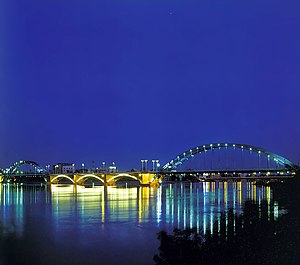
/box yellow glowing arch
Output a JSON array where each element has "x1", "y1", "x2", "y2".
[
  {"x1": 51, "y1": 175, "x2": 75, "y2": 183},
  {"x1": 107, "y1": 174, "x2": 138, "y2": 183},
  {"x1": 76, "y1": 174, "x2": 105, "y2": 184}
]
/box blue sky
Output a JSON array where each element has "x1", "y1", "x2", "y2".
[{"x1": 1, "y1": 0, "x2": 300, "y2": 169}]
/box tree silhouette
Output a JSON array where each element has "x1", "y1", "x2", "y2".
[{"x1": 154, "y1": 193, "x2": 300, "y2": 265}]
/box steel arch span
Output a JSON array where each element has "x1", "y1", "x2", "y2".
[
  {"x1": 4, "y1": 160, "x2": 47, "y2": 175},
  {"x1": 162, "y1": 143, "x2": 297, "y2": 171}
]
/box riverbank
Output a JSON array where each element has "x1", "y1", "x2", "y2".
[{"x1": 154, "y1": 172, "x2": 300, "y2": 265}]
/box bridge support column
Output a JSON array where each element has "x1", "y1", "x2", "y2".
[
  {"x1": 149, "y1": 173, "x2": 162, "y2": 187},
  {"x1": 140, "y1": 173, "x2": 156, "y2": 186},
  {"x1": 105, "y1": 174, "x2": 117, "y2": 186},
  {"x1": 103, "y1": 174, "x2": 108, "y2": 186},
  {"x1": 73, "y1": 174, "x2": 80, "y2": 185}
]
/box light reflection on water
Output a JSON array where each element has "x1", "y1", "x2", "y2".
[{"x1": 0, "y1": 182, "x2": 276, "y2": 265}]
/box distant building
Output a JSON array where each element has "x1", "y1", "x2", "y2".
[
  {"x1": 53, "y1": 163, "x2": 75, "y2": 174},
  {"x1": 108, "y1": 162, "x2": 117, "y2": 173}
]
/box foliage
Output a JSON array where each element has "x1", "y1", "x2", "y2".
[{"x1": 154, "y1": 195, "x2": 300, "y2": 265}]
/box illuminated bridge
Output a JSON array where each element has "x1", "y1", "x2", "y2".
[
  {"x1": 0, "y1": 160, "x2": 48, "y2": 183},
  {"x1": 150, "y1": 143, "x2": 298, "y2": 185},
  {"x1": 0, "y1": 143, "x2": 298, "y2": 186}
]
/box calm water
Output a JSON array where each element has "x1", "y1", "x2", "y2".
[{"x1": 0, "y1": 182, "x2": 277, "y2": 265}]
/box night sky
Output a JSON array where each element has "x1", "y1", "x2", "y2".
[{"x1": 1, "y1": 0, "x2": 300, "y2": 169}]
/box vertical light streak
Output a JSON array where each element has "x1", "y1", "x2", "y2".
[
  {"x1": 203, "y1": 182, "x2": 207, "y2": 233},
  {"x1": 190, "y1": 183, "x2": 193, "y2": 228},
  {"x1": 171, "y1": 185, "x2": 174, "y2": 225},
  {"x1": 218, "y1": 182, "x2": 221, "y2": 206},
  {"x1": 7, "y1": 184, "x2": 10, "y2": 205},
  {"x1": 253, "y1": 184, "x2": 257, "y2": 201},
  {"x1": 246, "y1": 182, "x2": 251, "y2": 200},
  {"x1": 233, "y1": 182, "x2": 236, "y2": 212},
  {"x1": 183, "y1": 184, "x2": 187, "y2": 229},
  {"x1": 224, "y1": 181, "x2": 228, "y2": 210},
  {"x1": 166, "y1": 186, "x2": 170, "y2": 224},
  {"x1": 101, "y1": 186, "x2": 105, "y2": 222},
  {"x1": 142, "y1": 187, "x2": 150, "y2": 220},
  {"x1": 177, "y1": 185, "x2": 181, "y2": 227},
  {"x1": 258, "y1": 189, "x2": 261, "y2": 219},
  {"x1": 217, "y1": 183, "x2": 221, "y2": 234},
  {"x1": 266, "y1": 186, "x2": 271, "y2": 220},
  {"x1": 238, "y1": 182, "x2": 242, "y2": 206},
  {"x1": 196, "y1": 186, "x2": 200, "y2": 232},
  {"x1": 274, "y1": 201, "x2": 279, "y2": 220},
  {"x1": 138, "y1": 187, "x2": 142, "y2": 222},
  {"x1": 156, "y1": 185, "x2": 162, "y2": 224},
  {"x1": 210, "y1": 205, "x2": 214, "y2": 235}
]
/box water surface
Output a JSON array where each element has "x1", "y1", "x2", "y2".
[{"x1": 0, "y1": 182, "x2": 276, "y2": 265}]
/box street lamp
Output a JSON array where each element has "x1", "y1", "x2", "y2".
[
  {"x1": 102, "y1": 161, "x2": 106, "y2": 172},
  {"x1": 152, "y1": 159, "x2": 160, "y2": 171},
  {"x1": 82, "y1": 163, "x2": 85, "y2": 173},
  {"x1": 141, "y1": 160, "x2": 145, "y2": 171},
  {"x1": 156, "y1": 160, "x2": 160, "y2": 171}
]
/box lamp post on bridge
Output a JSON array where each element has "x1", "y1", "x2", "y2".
[
  {"x1": 141, "y1": 160, "x2": 145, "y2": 171},
  {"x1": 152, "y1": 160, "x2": 160, "y2": 171},
  {"x1": 156, "y1": 160, "x2": 160, "y2": 171},
  {"x1": 82, "y1": 163, "x2": 85, "y2": 173},
  {"x1": 233, "y1": 144, "x2": 236, "y2": 169},
  {"x1": 102, "y1": 161, "x2": 106, "y2": 172},
  {"x1": 210, "y1": 144, "x2": 213, "y2": 170},
  {"x1": 241, "y1": 145, "x2": 244, "y2": 170}
]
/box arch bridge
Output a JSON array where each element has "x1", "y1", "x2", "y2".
[
  {"x1": 1, "y1": 143, "x2": 297, "y2": 186},
  {"x1": 49, "y1": 172, "x2": 155, "y2": 186},
  {"x1": 2, "y1": 160, "x2": 48, "y2": 183},
  {"x1": 162, "y1": 143, "x2": 296, "y2": 171},
  {"x1": 4, "y1": 160, "x2": 47, "y2": 174},
  {"x1": 150, "y1": 143, "x2": 298, "y2": 185}
]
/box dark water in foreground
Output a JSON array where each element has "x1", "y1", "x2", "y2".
[{"x1": 0, "y1": 182, "x2": 277, "y2": 265}]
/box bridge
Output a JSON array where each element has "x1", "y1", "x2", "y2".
[
  {"x1": 0, "y1": 143, "x2": 298, "y2": 186},
  {"x1": 0, "y1": 160, "x2": 49, "y2": 184},
  {"x1": 49, "y1": 172, "x2": 156, "y2": 186}
]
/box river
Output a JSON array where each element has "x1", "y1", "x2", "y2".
[{"x1": 0, "y1": 181, "x2": 277, "y2": 265}]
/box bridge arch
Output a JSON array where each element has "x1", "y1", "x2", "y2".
[
  {"x1": 76, "y1": 174, "x2": 105, "y2": 184},
  {"x1": 150, "y1": 143, "x2": 299, "y2": 183},
  {"x1": 5, "y1": 160, "x2": 46, "y2": 175},
  {"x1": 162, "y1": 143, "x2": 296, "y2": 171},
  {"x1": 51, "y1": 175, "x2": 75, "y2": 184},
  {"x1": 107, "y1": 174, "x2": 139, "y2": 183}
]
